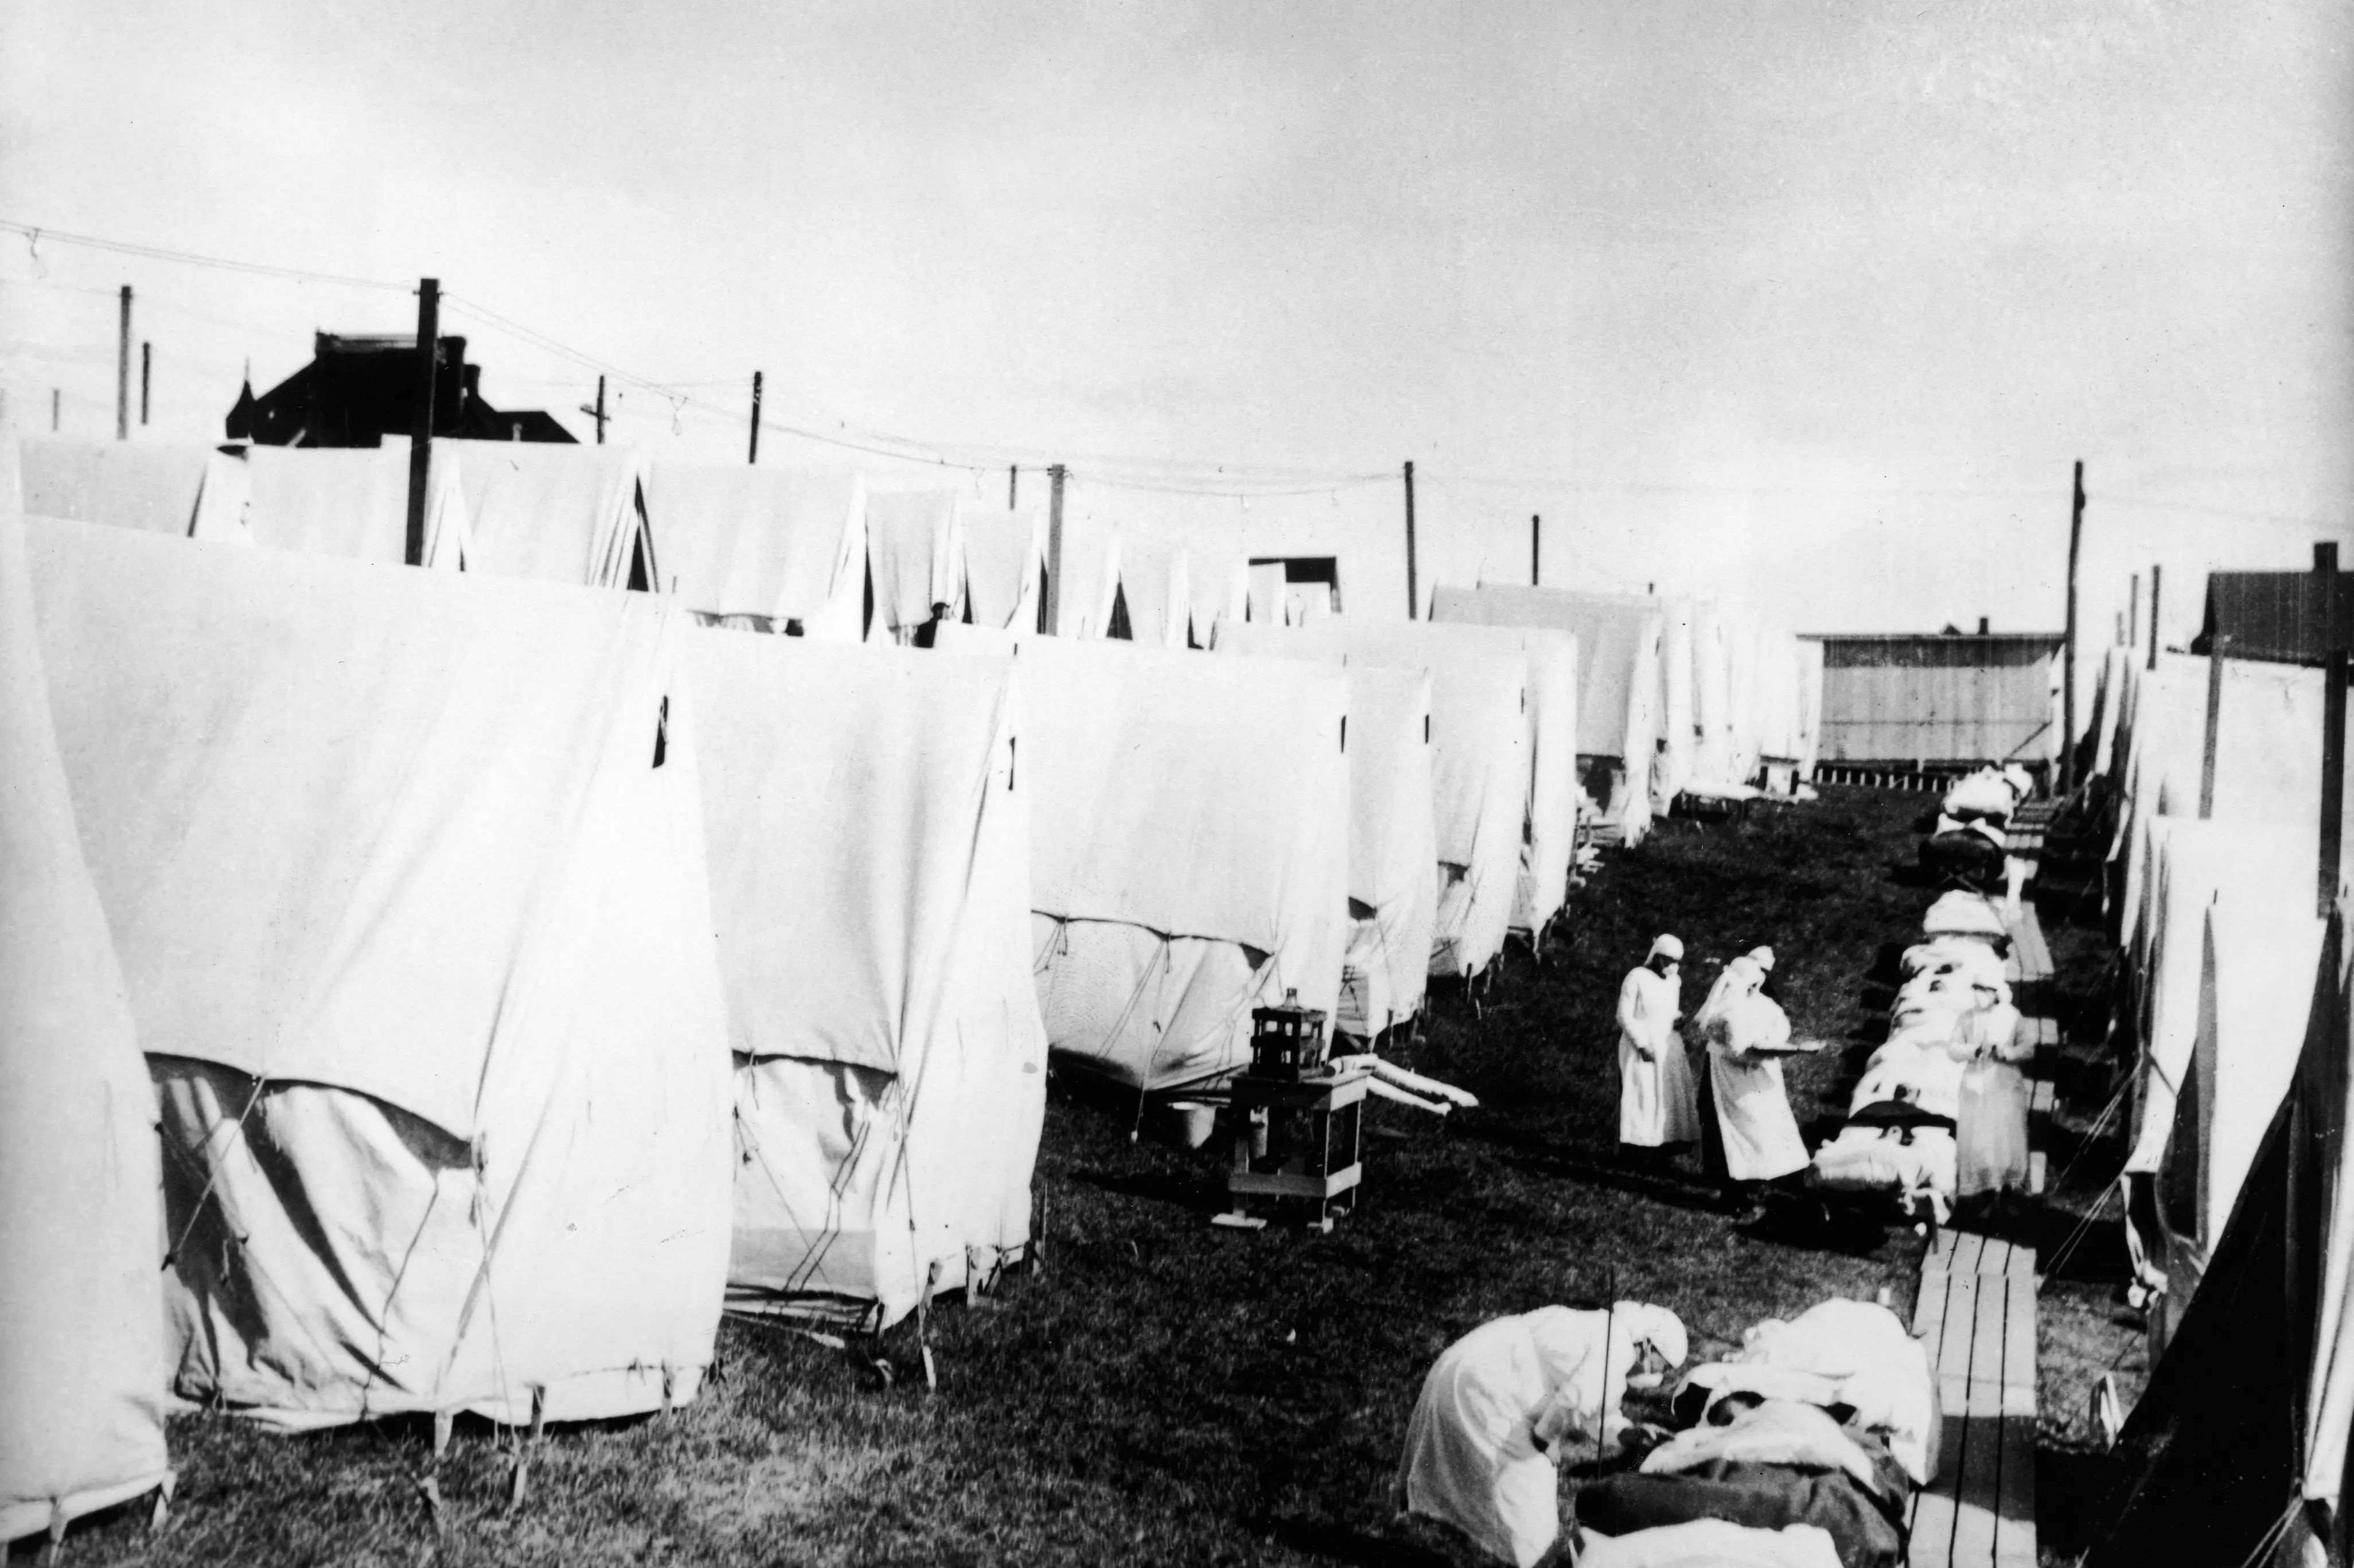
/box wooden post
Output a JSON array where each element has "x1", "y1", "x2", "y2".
[
  {"x1": 404, "y1": 278, "x2": 439, "y2": 569},
  {"x1": 2199, "y1": 633, "x2": 2226, "y2": 819},
  {"x1": 2321, "y1": 543, "x2": 2345, "y2": 917},
  {"x1": 1008, "y1": 465, "x2": 1019, "y2": 509},
  {"x1": 2148, "y1": 563, "x2": 2161, "y2": 671},
  {"x1": 1045, "y1": 463, "x2": 1067, "y2": 635},
  {"x1": 1402, "y1": 461, "x2": 1418, "y2": 619},
  {"x1": 50, "y1": 388, "x2": 59, "y2": 432},
  {"x1": 115, "y1": 285, "x2": 131, "y2": 440},
  {"x1": 140, "y1": 342, "x2": 151, "y2": 426},
  {"x1": 747, "y1": 371, "x2": 763, "y2": 465},
  {"x1": 2062, "y1": 460, "x2": 2085, "y2": 791},
  {"x1": 2129, "y1": 573, "x2": 2139, "y2": 649},
  {"x1": 579, "y1": 375, "x2": 606, "y2": 444},
  {"x1": 1531, "y1": 513, "x2": 1541, "y2": 586}
]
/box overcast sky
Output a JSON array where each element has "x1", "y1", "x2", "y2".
[{"x1": 4, "y1": 0, "x2": 2348, "y2": 642}]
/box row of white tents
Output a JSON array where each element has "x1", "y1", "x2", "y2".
[
  {"x1": 3, "y1": 433, "x2": 1823, "y2": 1547},
  {"x1": 2074, "y1": 641, "x2": 2354, "y2": 1563}
]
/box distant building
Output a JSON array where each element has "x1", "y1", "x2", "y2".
[
  {"x1": 2193, "y1": 568, "x2": 2348, "y2": 666},
  {"x1": 1805, "y1": 624, "x2": 2064, "y2": 767},
  {"x1": 226, "y1": 333, "x2": 575, "y2": 447}
]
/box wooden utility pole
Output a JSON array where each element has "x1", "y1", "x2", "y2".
[
  {"x1": 2061, "y1": 461, "x2": 2085, "y2": 791},
  {"x1": 115, "y1": 285, "x2": 131, "y2": 440},
  {"x1": 1402, "y1": 461, "x2": 1418, "y2": 619},
  {"x1": 404, "y1": 278, "x2": 439, "y2": 568},
  {"x1": 1008, "y1": 465, "x2": 1019, "y2": 509},
  {"x1": 2321, "y1": 542, "x2": 2346, "y2": 916},
  {"x1": 1045, "y1": 464, "x2": 1067, "y2": 634},
  {"x1": 579, "y1": 376, "x2": 607, "y2": 444},
  {"x1": 2199, "y1": 633, "x2": 2227, "y2": 819},
  {"x1": 140, "y1": 342, "x2": 151, "y2": 426},
  {"x1": 2148, "y1": 563, "x2": 2162, "y2": 672},
  {"x1": 1531, "y1": 514, "x2": 1541, "y2": 586},
  {"x1": 747, "y1": 371, "x2": 763, "y2": 464}
]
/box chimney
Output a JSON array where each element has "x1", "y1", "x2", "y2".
[{"x1": 1978, "y1": 617, "x2": 1990, "y2": 635}]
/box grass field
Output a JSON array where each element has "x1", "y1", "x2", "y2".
[{"x1": 58, "y1": 788, "x2": 2059, "y2": 1567}]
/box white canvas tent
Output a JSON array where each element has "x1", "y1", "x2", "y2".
[
  {"x1": 2119, "y1": 820, "x2": 2323, "y2": 1353},
  {"x1": 1331, "y1": 668, "x2": 1440, "y2": 1038},
  {"x1": 1112, "y1": 538, "x2": 1192, "y2": 649},
  {"x1": 866, "y1": 489, "x2": 967, "y2": 644},
  {"x1": 2088, "y1": 906, "x2": 2354, "y2": 1566},
  {"x1": 29, "y1": 515, "x2": 734, "y2": 1430},
  {"x1": 2111, "y1": 653, "x2": 2354, "y2": 959},
  {"x1": 1430, "y1": 584, "x2": 1659, "y2": 845},
  {"x1": 686, "y1": 630, "x2": 1045, "y2": 1328},
  {"x1": 1219, "y1": 618, "x2": 1525, "y2": 980},
  {"x1": 241, "y1": 444, "x2": 471, "y2": 567},
  {"x1": 1653, "y1": 596, "x2": 1700, "y2": 808},
  {"x1": 962, "y1": 504, "x2": 1047, "y2": 632},
  {"x1": 1047, "y1": 518, "x2": 1121, "y2": 638},
  {"x1": 642, "y1": 463, "x2": 867, "y2": 639},
  {"x1": 936, "y1": 625, "x2": 1349, "y2": 1091},
  {"x1": 20, "y1": 435, "x2": 249, "y2": 543},
  {"x1": 442, "y1": 440, "x2": 655, "y2": 589},
  {"x1": 1, "y1": 440, "x2": 173, "y2": 1546}
]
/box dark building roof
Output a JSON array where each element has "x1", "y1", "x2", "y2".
[
  {"x1": 1802, "y1": 630, "x2": 2064, "y2": 669},
  {"x1": 2195, "y1": 571, "x2": 2351, "y2": 666},
  {"x1": 226, "y1": 333, "x2": 577, "y2": 447}
]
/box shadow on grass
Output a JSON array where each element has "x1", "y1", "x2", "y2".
[
  {"x1": 1268, "y1": 1514, "x2": 1463, "y2": 1568},
  {"x1": 2037, "y1": 1441, "x2": 2119, "y2": 1561}
]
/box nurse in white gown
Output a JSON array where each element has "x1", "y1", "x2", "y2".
[
  {"x1": 1617, "y1": 934, "x2": 1701, "y2": 1153},
  {"x1": 1697, "y1": 947, "x2": 1810, "y2": 1196},
  {"x1": 1397, "y1": 1303, "x2": 1689, "y2": 1568}
]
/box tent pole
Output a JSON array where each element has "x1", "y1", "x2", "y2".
[
  {"x1": 1046, "y1": 464, "x2": 1067, "y2": 635},
  {"x1": 1403, "y1": 460, "x2": 1418, "y2": 619},
  {"x1": 2062, "y1": 460, "x2": 2084, "y2": 793},
  {"x1": 404, "y1": 278, "x2": 439, "y2": 568},
  {"x1": 2320, "y1": 543, "x2": 2344, "y2": 918},
  {"x1": 747, "y1": 370, "x2": 763, "y2": 465},
  {"x1": 1008, "y1": 463, "x2": 1018, "y2": 509},
  {"x1": 1531, "y1": 513, "x2": 1541, "y2": 587},
  {"x1": 140, "y1": 341, "x2": 151, "y2": 427},
  {"x1": 2198, "y1": 633, "x2": 2226, "y2": 819},
  {"x1": 2148, "y1": 564, "x2": 2161, "y2": 671},
  {"x1": 116, "y1": 284, "x2": 131, "y2": 440},
  {"x1": 2129, "y1": 573, "x2": 2138, "y2": 650}
]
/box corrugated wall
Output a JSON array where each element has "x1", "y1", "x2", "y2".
[{"x1": 1815, "y1": 637, "x2": 2059, "y2": 763}]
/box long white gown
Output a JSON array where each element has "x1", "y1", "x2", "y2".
[
  {"x1": 1396, "y1": 1307, "x2": 1636, "y2": 1568},
  {"x1": 1616, "y1": 965, "x2": 1700, "y2": 1146},
  {"x1": 1698, "y1": 961, "x2": 1810, "y2": 1182}
]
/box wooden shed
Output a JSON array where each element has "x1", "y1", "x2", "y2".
[{"x1": 1807, "y1": 630, "x2": 2064, "y2": 767}]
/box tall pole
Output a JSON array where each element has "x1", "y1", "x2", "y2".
[
  {"x1": 50, "y1": 389, "x2": 59, "y2": 432},
  {"x1": 2129, "y1": 573, "x2": 2139, "y2": 650},
  {"x1": 1045, "y1": 465, "x2": 1067, "y2": 634},
  {"x1": 2062, "y1": 461, "x2": 2085, "y2": 792},
  {"x1": 1008, "y1": 465, "x2": 1019, "y2": 509},
  {"x1": 140, "y1": 342, "x2": 151, "y2": 426},
  {"x1": 1531, "y1": 514, "x2": 1541, "y2": 586},
  {"x1": 582, "y1": 375, "x2": 606, "y2": 444},
  {"x1": 2199, "y1": 633, "x2": 2227, "y2": 819},
  {"x1": 404, "y1": 278, "x2": 440, "y2": 569},
  {"x1": 2320, "y1": 542, "x2": 2345, "y2": 917},
  {"x1": 747, "y1": 370, "x2": 763, "y2": 465},
  {"x1": 1402, "y1": 461, "x2": 1418, "y2": 619},
  {"x1": 115, "y1": 285, "x2": 131, "y2": 440},
  {"x1": 2148, "y1": 563, "x2": 2162, "y2": 672}
]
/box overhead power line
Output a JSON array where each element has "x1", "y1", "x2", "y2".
[{"x1": 0, "y1": 217, "x2": 409, "y2": 294}]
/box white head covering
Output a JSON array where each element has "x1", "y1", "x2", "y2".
[
  {"x1": 1747, "y1": 946, "x2": 1775, "y2": 973},
  {"x1": 1647, "y1": 934, "x2": 1685, "y2": 963},
  {"x1": 1616, "y1": 1302, "x2": 1690, "y2": 1369}
]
